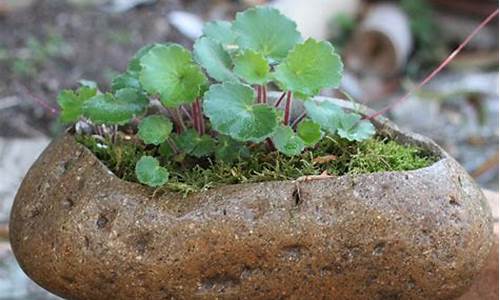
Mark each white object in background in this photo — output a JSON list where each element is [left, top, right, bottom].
[[167, 11, 204, 40], [106, 0, 157, 13], [346, 3, 412, 75], [272, 0, 360, 40]]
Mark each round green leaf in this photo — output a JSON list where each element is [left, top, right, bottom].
[[274, 38, 343, 97], [193, 37, 239, 82], [215, 135, 249, 163], [203, 21, 237, 47], [203, 82, 278, 142], [304, 99, 343, 133], [232, 6, 301, 61], [175, 129, 216, 158], [337, 113, 376, 142], [82, 88, 148, 125], [297, 119, 322, 146], [233, 49, 270, 84], [191, 135, 216, 158], [138, 115, 173, 145], [271, 125, 305, 157], [140, 44, 207, 107], [57, 87, 97, 123], [135, 156, 169, 187]]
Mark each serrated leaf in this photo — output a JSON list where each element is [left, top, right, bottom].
[[337, 113, 376, 142], [203, 82, 278, 142], [138, 115, 173, 145], [140, 44, 207, 107], [304, 100, 343, 133], [297, 120, 322, 146], [191, 135, 216, 158], [271, 125, 305, 156], [194, 37, 239, 82], [233, 49, 270, 84], [175, 129, 216, 158], [111, 72, 141, 92], [135, 156, 169, 187], [232, 6, 301, 61], [127, 44, 159, 75], [57, 87, 97, 123], [215, 135, 249, 163], [203, 21, 237, 47], [274, 38, 343, 96], [82, 88, 148, 125]]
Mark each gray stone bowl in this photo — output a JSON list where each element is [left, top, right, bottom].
[[9, 98, 493, 299]]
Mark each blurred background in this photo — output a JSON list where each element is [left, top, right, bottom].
[[0, 0, 498, 298]]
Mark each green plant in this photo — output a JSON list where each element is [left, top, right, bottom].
[[58, 6, 377, 188]]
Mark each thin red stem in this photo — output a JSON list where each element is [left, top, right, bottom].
[[191, 102, 199, 134], [365, 8, 499, 121], [256, 86, 262, 103], [262, 85, 267, 104], [18, 84, 58, 115], [181, 105, 193, 123], [197, 99, 205, 135], [291, 111, 306, 129], [274, 91, 287, 108], [283, 91, 292, 125], [169, 108, 185, 133]]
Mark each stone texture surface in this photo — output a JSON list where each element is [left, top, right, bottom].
[[9, 119, 494, 299], [458, 189, 498, 300]]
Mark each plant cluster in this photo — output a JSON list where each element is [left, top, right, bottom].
[[58, 6, 376, 188]]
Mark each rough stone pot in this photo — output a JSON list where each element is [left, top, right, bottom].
[[10, 99, 493, 300]]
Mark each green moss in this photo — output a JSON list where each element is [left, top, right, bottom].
[[76, 134, 436, 195]]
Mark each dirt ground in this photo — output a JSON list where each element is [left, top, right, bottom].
[[0, 0, 241, 137]]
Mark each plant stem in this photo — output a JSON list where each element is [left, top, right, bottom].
[[191, 102, 200, 134], [274, 91, 287, 107], [167, 137, 179, 154], [291, 111, 306, 129], [283, 91, 292, 125], [262, 85, 267, 104], [196, 98, 205, 135], [181, 105, 193, 123], [256, 85, 262, 103], [168, 108, 185, 134]]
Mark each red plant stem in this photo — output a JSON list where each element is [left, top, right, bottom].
[[274, 91, 287, 108], [181, 105, 193, 123], [262, 85, 267, 104], [365, 8, 499, 121], [191, 102, 200, 134], [18, 84, 59, 115], [197, 99, 205, 135], [291, 111, 306, 129], [283, 91, 292, 125], [256, 85, 262, 103], [169, 108, 185, 134]]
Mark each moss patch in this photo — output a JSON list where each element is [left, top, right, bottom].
[[77, 134, 436, 195]]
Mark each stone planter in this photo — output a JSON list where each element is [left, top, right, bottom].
[[10, 99, 493, 299]]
